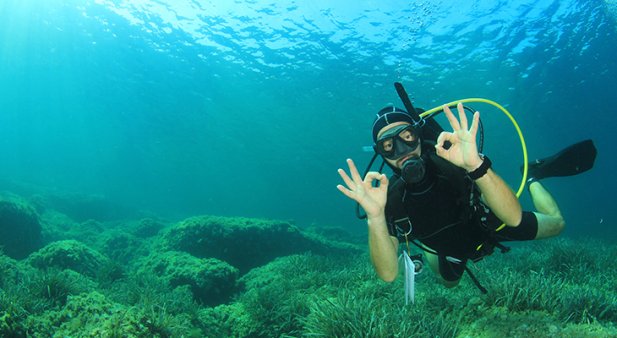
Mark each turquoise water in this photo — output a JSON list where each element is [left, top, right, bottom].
[[0, 0, 615, 238]]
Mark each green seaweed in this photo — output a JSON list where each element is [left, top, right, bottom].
[[2, 209, 616, 337]]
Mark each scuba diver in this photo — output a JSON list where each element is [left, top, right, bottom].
[[336, 83, 597, 291]]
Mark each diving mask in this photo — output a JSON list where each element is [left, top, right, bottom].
[[374, 124, 420, 160]]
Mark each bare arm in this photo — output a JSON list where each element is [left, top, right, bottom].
[[474, 168, 522, 226], [337, 159, 400, 281], [435, 103, 522, 226], [367, 214, 399, 281]]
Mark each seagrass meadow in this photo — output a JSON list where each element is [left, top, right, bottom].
[[1, 190, 616, 336]]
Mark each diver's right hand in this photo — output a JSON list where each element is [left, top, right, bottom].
[[337, 158, 388, 218]]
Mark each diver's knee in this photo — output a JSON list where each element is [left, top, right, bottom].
[[543, 217, 565, 238], [554, 217, 566, 235], [535, 213, 566, 239], [549, 214, 566, 236]]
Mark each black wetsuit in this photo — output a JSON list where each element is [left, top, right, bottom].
[[385, 151, 538, 281]]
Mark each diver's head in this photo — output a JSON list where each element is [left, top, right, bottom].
[[373, 107, 422, 167], [373, 106, 426, 184]]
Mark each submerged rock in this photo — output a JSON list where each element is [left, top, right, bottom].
[[0, 252, 24, 287], [138, 250, 239, 306], [98, 231, 146, 265], [27, 240, 110, 278], [133, 217, 167, 238], [0, 196, 42, 259], [162, 215, 359, 273]]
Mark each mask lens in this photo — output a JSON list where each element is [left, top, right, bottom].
[[376, 138, 395, 158]]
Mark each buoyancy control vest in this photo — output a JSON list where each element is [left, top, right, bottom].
[[385, 147, 502, 261]]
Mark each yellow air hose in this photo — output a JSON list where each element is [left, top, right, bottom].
[[419, 98, 528, 232]]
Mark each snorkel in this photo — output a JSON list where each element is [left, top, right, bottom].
[[393, 82, 429, 185], [394, 82, 422, 125]]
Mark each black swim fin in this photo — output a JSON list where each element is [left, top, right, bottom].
[[523, 139, 597, 180]]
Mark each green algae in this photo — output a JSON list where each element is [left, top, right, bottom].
[[2, 205, 616, 336], [0, 194, 42, 259], [137, 250, 239, 306]]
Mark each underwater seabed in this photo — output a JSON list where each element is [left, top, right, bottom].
[[1, 191, 617, 337]]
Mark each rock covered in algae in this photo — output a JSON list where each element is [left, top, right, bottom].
[[133, 217, 166, 238], [25, 291, 179, 336], [0, 195, 42, 259], [137, 250, 239, 306], [162, 215, 358, 273], [0, 251, 23, 285], [27, 239, 110, 278]]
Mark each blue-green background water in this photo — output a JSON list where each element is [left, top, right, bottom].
[[0, 0, 615, 238]]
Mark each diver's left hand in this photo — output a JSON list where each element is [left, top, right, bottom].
[[435, 102, 483, 172]]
